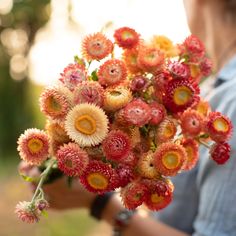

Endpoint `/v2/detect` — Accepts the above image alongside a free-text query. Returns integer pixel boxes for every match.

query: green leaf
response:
[198,133,210,139]
[74,55,85,66]
[91,70,98,81]
[41,210,48,218]
[20,174,38,182]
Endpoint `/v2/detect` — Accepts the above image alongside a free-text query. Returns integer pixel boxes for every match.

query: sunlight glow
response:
[28,0,190,86]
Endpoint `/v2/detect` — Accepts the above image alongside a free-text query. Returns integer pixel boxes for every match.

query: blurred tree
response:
[0,0,50,158]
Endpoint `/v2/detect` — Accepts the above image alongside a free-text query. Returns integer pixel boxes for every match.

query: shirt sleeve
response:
[193,98,236,236]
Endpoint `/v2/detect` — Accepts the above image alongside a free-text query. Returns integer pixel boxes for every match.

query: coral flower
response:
[156,117,177,143]
[183,35,205,59]
[149,102,166,125]
[138,152,160,179]
[181,138,199,170]
[163,78,200,113]
[103,86,132,111]
[82,32,113,61]
[114,27,140,49]
[59,63,87,91]
[153,143,187,176]
[39,87,71,121]
[15,201,39,223]
[123,99,151,126]
[120,181,147,210]
[98,59,127,87]
[65,103,109,147]
[122,47,143,74]
[137,45,164,74]
[206,112,233,142]
[56,142,89,176]
[210,142,231,165]
[180,109,203,137]
[73,81,105,107]
[150,35,178,57]
[17,128,49,165]
[143,179,173,211]
[80,160,117,194]
[102,130,131,162]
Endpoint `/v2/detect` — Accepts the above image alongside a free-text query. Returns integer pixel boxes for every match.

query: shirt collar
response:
[217,54,236,82]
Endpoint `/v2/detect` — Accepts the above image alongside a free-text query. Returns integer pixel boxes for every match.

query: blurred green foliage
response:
[0,0,50,159]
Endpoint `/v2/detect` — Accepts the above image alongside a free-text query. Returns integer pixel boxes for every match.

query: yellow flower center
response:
[75,115,96,135]
[162,151,181,169]
[122,31,133,40]
[185,146,194,162]
[190,64,200,78]
[151,193,164,204]
[196,103,208,116]
[213,117,229,132]
[110,91,122,97]
[173,86,192,105]
[46,96,62,113]
[163,124,175,138]
[87,173,108,190]
[27,138,43,153]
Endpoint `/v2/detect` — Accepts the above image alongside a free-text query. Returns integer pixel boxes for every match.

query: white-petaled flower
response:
[65,103,109,147]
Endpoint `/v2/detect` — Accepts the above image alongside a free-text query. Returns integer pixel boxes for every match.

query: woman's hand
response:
[42,177,96,210]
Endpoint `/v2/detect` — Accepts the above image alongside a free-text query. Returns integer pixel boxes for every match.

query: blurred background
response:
[0,0,189,235]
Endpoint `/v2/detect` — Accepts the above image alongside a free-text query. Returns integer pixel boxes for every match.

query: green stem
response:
[198,139,211,149]
[31,159,56,204]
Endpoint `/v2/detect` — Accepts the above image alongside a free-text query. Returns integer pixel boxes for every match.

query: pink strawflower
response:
[168,61,190,79]
[116,164,135,187]
[149,102,166,125]
[17,128,49,166]
[59,63,87,91]
[102,130,131,162]
[56,142,89,176]
[123,99,151,126]
[35,199,49,211]
[73,81,104,107]
[15,201,39,223]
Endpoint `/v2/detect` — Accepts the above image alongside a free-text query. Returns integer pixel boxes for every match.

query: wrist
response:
[90,192,114,220]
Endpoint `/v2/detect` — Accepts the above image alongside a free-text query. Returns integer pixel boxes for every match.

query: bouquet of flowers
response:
[15,27,233,223]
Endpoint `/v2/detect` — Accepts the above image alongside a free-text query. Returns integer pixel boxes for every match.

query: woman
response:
[43,1,236,235]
